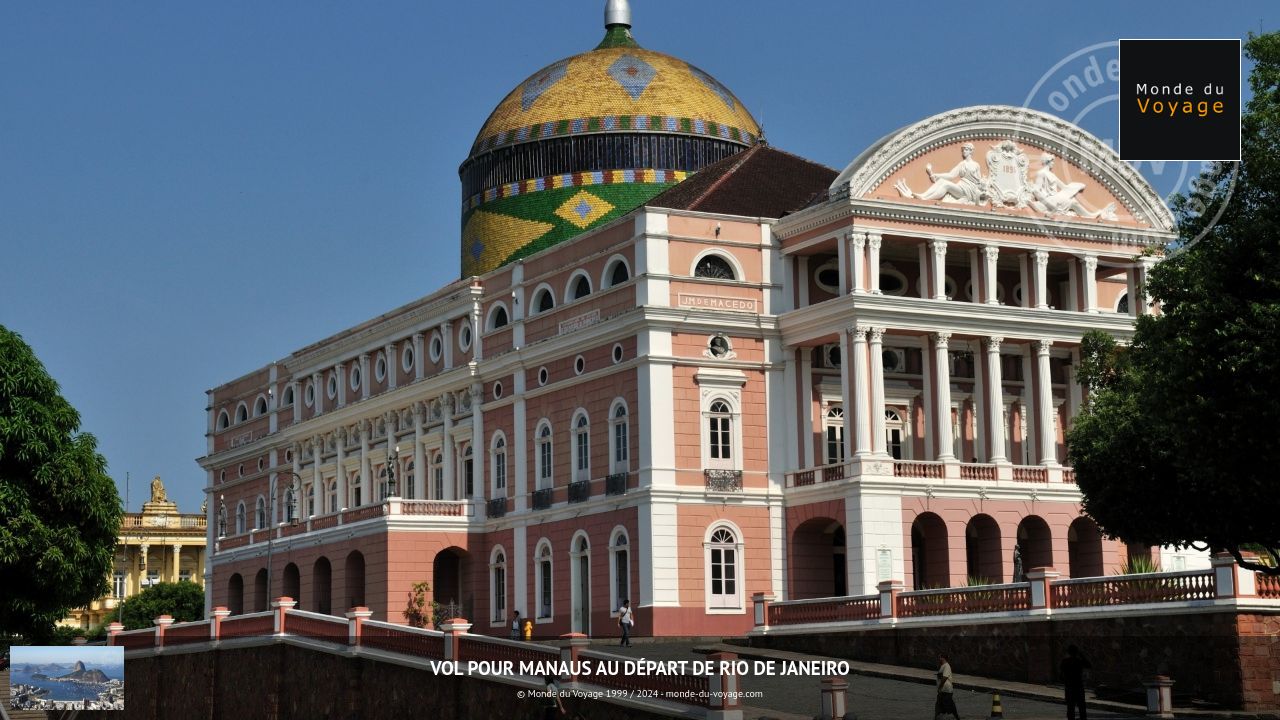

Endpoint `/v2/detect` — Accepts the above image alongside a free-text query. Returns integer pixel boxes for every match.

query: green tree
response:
[118,581,205,630]
[1067,33,1280,574]
[0,326,122,639]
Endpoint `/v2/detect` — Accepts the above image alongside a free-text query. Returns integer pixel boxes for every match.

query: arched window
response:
[694,254,737,280]
[432,451,444,499]
[1116,292,1130,314]
[306,484,315,517]
[490,548,507,623]
[605,258,630,287]
[462,445,474,498]
[533,287,555,314]
[350,471,363,508]
[706,525,742,611]
[886,408,907,460]
[610,402,629,473]
[284,485,296,523]
[254,396,268,417]
[235,403,248,424]
[327,480,337,513]
[536,541,553,619]
[568,273,591,301]
[235,502,246,534]
[537,423,553,490]
[217,410,230,431]
[573,413,590,482]
[611,529,630,613]
[255,497,267,530]
[283,385,295,406]
[488,304,509,330]
[491,434,507,492]
[825,406,845,464]
[706,400,734,467]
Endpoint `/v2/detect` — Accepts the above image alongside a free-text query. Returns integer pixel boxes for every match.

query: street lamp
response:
[266,469,303,606]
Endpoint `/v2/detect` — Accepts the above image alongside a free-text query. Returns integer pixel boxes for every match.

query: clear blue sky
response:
[0,1,1272,514]
[10,645,123,666]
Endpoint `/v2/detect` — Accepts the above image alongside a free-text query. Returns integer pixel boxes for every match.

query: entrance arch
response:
[910,512,950,590]
[253,568,268,612]
[1017,516,1054,574]
[965,514,1003,584]
[344,551,365,610]
[283,562,301,605]
[1068,517,1104,578]
[312,557,332,614]
[227,573,244,615]
[432,547,467,616]
[790,518,847,599]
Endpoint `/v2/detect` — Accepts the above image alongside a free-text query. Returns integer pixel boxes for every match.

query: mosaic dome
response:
[458,0,762,277]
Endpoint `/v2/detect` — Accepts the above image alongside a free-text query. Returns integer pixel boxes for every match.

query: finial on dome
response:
[604,0,631,29]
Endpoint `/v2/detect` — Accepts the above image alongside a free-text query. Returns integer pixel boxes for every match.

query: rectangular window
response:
[495,452,506,489]
[614,422,628,464]
[434,466,444,500]
[113,573,126,598]
[464,458,474,497]
[493,568,506,620]
[615,551,628,608]
[540,562,552,618]
[709,417,732,460]
[539,441,552,489]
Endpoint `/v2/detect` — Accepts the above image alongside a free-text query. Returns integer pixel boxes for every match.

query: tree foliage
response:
[118,581,206,630]
[1067,33,1280,573]
[0,326,122,639]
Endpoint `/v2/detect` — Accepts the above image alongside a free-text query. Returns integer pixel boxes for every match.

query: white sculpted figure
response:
[1031,153,1118,220]
[895,143,988,205]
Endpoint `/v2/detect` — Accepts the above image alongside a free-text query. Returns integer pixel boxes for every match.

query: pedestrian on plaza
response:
[935,653,961,720]
[1061,644,1092,720]
[617,599,634,647]
[511,610,522,641]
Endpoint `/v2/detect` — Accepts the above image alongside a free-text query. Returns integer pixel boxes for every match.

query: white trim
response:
[571,409,591,484]
[529,283,556,315]
[813,258,840,294]
[485,301,511,331]
[489,431,507,496]
[601,254,632,289]
[564,270,593,304]
[489,544,508,625]
[217,409,231,431]
[689,247,744,282]
[458,323,473,353]
[535,419,553,490]
[569,530,592,634]
[609,398,630,474]
[609,526,631,615]
[878,264,909,297]
[235,401,249,424]
[534,538,554,622]
[704,521,745,613]
[428,331,444,363]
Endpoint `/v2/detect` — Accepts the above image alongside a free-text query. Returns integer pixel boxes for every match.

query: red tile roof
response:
[648,143,837,218]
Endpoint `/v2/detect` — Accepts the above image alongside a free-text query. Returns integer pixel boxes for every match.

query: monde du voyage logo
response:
[1119,39,1241,161]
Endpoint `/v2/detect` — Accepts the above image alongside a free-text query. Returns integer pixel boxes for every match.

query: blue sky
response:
[0,1,1272,514]
[10,645,123,666]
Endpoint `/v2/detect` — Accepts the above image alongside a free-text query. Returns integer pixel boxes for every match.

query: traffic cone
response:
[988,691,1004,719]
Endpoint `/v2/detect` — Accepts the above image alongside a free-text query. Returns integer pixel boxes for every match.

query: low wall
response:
[742,609,1279,712]
[76,643,683,720]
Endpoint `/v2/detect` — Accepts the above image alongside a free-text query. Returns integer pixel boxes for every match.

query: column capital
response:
[985,336,1004,351]
[929,238,948,255]
[412,331,424,341]
[867,231,882,248]
[441,319,453,330]
[845,230,867,247]
[359,352,369,362]
[847,325,869,340]
[982,245,1000,261]
[867,326,886,344]
[1080,254,1099,270]
[932,332,952,349]
[1035,339,1053,355]
[1033,249,1050,266]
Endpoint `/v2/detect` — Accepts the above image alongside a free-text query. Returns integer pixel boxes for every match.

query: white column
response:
[1036,340,1058,466]
[920,340,935,460]
[1126,267,1139,317]
[335,363,346,407]
[850,326,871,457]
[292,443,303,515]
[917,243,929,299]
[312,372,324,414]
[1020,348,1034,464]
[291,382,302,425]
[867,232,882,294]
[441,395,455,500]
[985,337,1007,463]
[1082,256,1099,313]
[470,384,483,499]
[413,404,425,500]
[801,348,816,468]
[471,304,484,361]
[311,436,322,512]
[838,330,853,462]
[172,544,181,582]
[359,422,372,500]
[441,321,454,370]
[982,246,1000,305]
[1033,250,1050,309]
[971,340,986,462]
[849,231,867,294]
[868,327,887,455]
[413,332,425,380]
[933,333,954,460]
[385,344,398,390]
[929,239,948,300]
[335,430,347,510]
[359,354,370,400]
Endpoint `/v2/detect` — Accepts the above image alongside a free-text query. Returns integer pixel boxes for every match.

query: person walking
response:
[935,653,961,720]
[511,610,522,641]
[617,599,634,647]
[1061,644,1092,720]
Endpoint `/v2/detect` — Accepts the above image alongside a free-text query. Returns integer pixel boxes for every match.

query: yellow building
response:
[61,476,208,630]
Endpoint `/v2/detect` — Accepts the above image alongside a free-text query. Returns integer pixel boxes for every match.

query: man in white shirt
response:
[935,653,960,720]
[617,599,634,647]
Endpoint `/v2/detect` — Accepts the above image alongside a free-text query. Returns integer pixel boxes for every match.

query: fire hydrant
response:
[522,618,533,641]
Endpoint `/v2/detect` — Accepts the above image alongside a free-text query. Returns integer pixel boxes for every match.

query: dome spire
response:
[604,0,631,29]
[597,0,639,48]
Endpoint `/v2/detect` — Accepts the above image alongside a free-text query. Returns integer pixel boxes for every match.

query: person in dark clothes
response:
[1061,644,1092,720]
[542,675,566,719]
[935,653,960,720]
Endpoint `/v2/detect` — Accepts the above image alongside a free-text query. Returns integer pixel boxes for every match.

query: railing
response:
[458,634,559,667]
[568,479,590,504]
[605,472,627,496]
[360,620,443,659]
[287,610,350,645]
[342,504,386,523]
[893,460,944,479]
[704,469,743,492]
[1011,465,1049,483]
[1258,572,1280,599]
[309,513,340,530]
[581,649,712,707]
[791,469,815,487]
[218,533,251,550]
[532,487,553,510]
[122,514,206,529]
[400,499,471,516]
[768,595,880,626]
[219,612,275,639]
[115,629,156,650]
[1051,570,1215,608]
[822,463,847,482]
[486,497,507,519]
[1062,468,1077,483]
[164,620,212,646]
[959,463,997,481]
[897,583,1031,618]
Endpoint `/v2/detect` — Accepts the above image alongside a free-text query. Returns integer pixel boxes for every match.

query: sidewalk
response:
[694,643,1280,720]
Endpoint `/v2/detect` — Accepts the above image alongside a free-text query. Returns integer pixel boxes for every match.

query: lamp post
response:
[266,469,303,606]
